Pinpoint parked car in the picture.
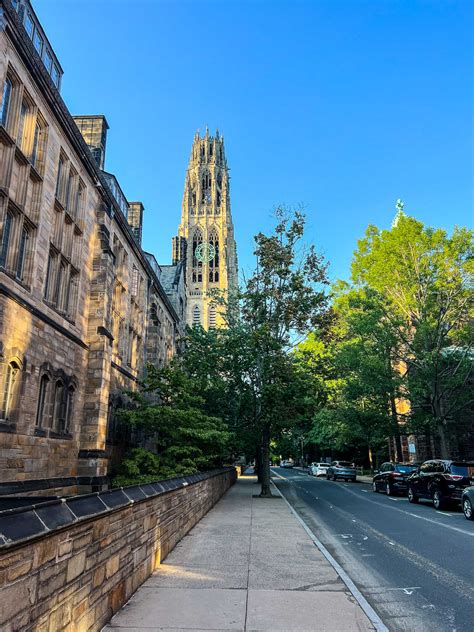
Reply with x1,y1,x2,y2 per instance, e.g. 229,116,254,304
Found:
309,462,330,477
372,462,419,496
407,460,474,510
462,487,474,520
280,460,294,468
326,461,357,482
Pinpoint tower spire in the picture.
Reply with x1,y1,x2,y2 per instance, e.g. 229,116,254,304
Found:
173,130,238,329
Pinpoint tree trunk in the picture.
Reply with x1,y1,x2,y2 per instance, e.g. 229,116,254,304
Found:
389,393,403,461
260,425,273,497
255,445,263,482
437,422,449,459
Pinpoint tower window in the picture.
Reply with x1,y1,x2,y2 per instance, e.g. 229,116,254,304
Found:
192,305,201,326
208,229,219,283
192,229,203,283
209,307,216,329
210,144,213,156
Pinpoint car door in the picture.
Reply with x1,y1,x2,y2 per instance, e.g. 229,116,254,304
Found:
377,463,389,487
416,462,434,497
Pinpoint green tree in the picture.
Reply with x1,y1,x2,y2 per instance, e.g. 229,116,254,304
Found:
114,361,231,484
351,206,473,457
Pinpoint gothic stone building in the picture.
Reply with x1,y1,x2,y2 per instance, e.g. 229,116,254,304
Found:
0,0,185,494
173,129,238,329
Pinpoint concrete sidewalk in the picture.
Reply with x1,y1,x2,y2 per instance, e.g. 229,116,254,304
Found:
104,476,374,632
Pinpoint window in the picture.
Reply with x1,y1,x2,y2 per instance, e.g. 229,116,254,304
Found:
51,65,60,88
24,12,34,37
209,306,216,329
52,380,65,432
31,119,46,170
0,361,20,420
33,29,43,55
192,229,203,283
55,155,65,200
0,77,12,127
131,266,139,296
15,225,28,280
35,374,50,427
43,49,52,72
192,305,201,326
0,212,13,268
74,181,85,219
64,386,75,433
208,229,219,283
65,168,75,212
17,100,30,152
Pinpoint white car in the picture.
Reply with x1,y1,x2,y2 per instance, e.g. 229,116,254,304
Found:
310,462,330,477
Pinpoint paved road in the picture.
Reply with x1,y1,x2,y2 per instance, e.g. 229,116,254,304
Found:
271,467,474,632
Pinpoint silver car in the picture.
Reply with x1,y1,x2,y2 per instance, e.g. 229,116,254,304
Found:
310,462,330,477
326,461,357,482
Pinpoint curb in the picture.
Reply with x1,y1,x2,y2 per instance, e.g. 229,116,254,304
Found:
271,477,389,632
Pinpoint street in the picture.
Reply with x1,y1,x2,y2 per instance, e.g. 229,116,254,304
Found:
272,467,474,632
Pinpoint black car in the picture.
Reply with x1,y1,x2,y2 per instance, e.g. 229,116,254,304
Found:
372,462,418,496
462,486,474,520
407,460,474,510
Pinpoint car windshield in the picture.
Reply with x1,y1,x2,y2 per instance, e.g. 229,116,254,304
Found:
318,463,328,467
336,461,353,467
395,465,417,473
450,464,473,476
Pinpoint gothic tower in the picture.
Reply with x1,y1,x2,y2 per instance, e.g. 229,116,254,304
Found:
173,129,238,329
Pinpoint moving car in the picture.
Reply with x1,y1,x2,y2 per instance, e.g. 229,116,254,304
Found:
407,460,474,510
280,460,294,468
372,462,418,496
309,462,330,477
462,487,474,520
326,461,357,482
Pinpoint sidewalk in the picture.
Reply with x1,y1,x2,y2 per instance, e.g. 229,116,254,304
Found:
104,475,374,631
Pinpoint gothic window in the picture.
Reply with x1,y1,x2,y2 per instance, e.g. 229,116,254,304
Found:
64,386,75,433
52,379,65,432
35,374,50,428
209,306,216,329
0,211,13,268
192,305,201,326
217,191,221,207
201,171,211,203
17,98,30,153
217,172,222,188
192,228,203,283
0,77,12,128
210,144,213,156
15,225,29,281
0,360,20,420
208,229,219,283
201,145,204,157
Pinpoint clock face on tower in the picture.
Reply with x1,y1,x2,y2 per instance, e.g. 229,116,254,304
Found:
195,242,216,263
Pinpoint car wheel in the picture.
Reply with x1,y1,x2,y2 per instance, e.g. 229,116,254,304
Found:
432,489,445,510
386,482,392,496
372,481,378,493
463,498,474,521
407,487,418,503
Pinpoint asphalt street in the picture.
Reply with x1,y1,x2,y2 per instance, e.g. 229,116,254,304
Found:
271,467,474,632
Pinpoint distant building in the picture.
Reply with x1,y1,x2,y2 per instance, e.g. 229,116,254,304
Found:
0,0,186,494
174,129,238,329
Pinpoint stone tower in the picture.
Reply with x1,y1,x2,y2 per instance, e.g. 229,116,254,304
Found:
174,129,238,328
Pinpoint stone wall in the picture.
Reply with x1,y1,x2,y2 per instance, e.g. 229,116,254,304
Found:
0,468,236,631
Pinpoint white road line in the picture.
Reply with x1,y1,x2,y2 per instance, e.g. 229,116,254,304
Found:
271,479,389,632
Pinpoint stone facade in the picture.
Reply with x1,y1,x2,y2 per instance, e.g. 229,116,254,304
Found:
0,468,236,631
174,129,238,329
0,0,186,492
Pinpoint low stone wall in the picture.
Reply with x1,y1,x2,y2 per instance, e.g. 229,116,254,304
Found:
0,467,236,631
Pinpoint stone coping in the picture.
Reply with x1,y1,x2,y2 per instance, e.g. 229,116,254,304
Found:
0,467,235,550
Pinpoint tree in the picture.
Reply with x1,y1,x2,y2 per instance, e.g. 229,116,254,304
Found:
237,208,330,496
351,206,473,457
114,361,231,484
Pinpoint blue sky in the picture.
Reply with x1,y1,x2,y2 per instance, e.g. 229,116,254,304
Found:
35,0,472,282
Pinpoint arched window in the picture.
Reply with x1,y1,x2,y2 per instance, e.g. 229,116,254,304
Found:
208,307,216,329
64,386,75,433
217,172,222,188
192,305,201,327
0,361,20,420
52,379,65,432
192,229,203,283
208,229,219,283
210,143,213,156
36,374,50,428
201,171,211,203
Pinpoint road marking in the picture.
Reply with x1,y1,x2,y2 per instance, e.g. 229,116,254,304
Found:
388,541,395,545
436,511,452,517
361,489,368,493
388,497,399,501
271,481,389,632
363,536,368,540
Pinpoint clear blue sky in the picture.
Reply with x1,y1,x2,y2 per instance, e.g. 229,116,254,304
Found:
35,0,472,282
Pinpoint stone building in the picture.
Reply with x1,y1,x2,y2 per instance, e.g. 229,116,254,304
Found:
0,0,185,494
174,128,238,329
